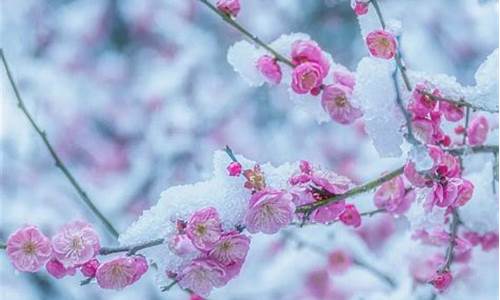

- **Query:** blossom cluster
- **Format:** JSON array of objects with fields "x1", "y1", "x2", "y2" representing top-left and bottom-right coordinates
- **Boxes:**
[
  {"x1": 5, "y1": 221, "x2": 148, "y2": 290},
  {"x1": 158, "y1": 156, "x2": 367, "y2": 296},
  {"x1": 169, "y1": 207, "x2": 250, "y2": 297}
]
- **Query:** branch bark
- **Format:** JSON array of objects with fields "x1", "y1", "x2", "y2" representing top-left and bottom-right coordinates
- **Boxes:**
[{"x1": 0, "y1": 49, "x2": 119, "y2": 239}]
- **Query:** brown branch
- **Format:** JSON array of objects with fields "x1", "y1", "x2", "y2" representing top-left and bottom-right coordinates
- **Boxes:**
[
  {"x1": 421, "y1": 91, "x2": 499, "y2": 113},
  {"x1": 99, "y1": 238, "x2": 165, "y2": 256},
  {"x1": 197, "y1": 0, "x2": 294, "y2": 67},
  {"x1": 295, "y1": 166, "x2": 404, "y2": 214},
  {"x1": 0, "y1": 49, "x2": 119, "y2": 239},
  {"x1": 439, "y1": 209, "x2": 460, "y2": 272},
  {"x1": 282, "y1": 230, "x2": 396, "y2": 288}
]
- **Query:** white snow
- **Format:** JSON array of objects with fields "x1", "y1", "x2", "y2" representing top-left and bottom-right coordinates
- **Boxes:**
[{"x1": 353, "y1": 57, "x2": 404, "y2": 157}]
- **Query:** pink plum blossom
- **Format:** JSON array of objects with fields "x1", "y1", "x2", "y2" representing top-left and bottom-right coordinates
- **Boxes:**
[
  {"x1": 374, "y1": 178, "x2": 415, "y2": 215},
  {"x1": 46, "y1": 258, "x2": 76, "y2": 279},
  {"x1": 403, "y1": 161, "x2": 429, "y2": 188},
  {"x1": 169, "y1": 234, "x2": 197, "y2": 256},
  {"x1": 80, "y1": 258, "x2": 100, "y2": 277},
  {"x1": 244, "y1": 188, "x2": 295, "y2": 234},
  {"x1": 312, "y1": 200, "x2": 346, "y2": 224},
  {"x1": 291, "y1": 62, "x2": 324, "y2": 94},
  {"x1": 321, "y1": 84, "x2": 363, "y2": 124},
  {"x1": 186, "y1": 207, "x2": 223, "y2": 251},
  {"x1": 339, "y1": 204, "x2": 361, "y2": 228},
  {"x1": 467, "y1": 116, "x2": 489, "y2": 145},
  {"x1": 51, "y1": 221, "x2": 100, "y2": 268},
  {"x1": 290, "y1": 40, "x2": 330, "y2": 77},
  {"x1": 409, "y1": 83, "x2": 438, "y2": 118},
  {"x1": 462, "y1": 231, "x2": 482, "y2": 247},
  {"x1": 440, "y1": 101, "x2": 464, "y2": 122},
  {"x1": 243, "y1": 164, "x2": 266, "y2": 191},
  {"x1": 429, "y1": 271, "x2": 453, "y2": 291},
  {"x1": 332, "y1": 70, "x2": 356, "y2": 90},
  {"x1": 451, "y1": 178, "x2": 474, "y2": 207},
  {"x1": 216, "y1": 0, "x2": 240, "y2": 17},
  {"x1": 256, "y1": 55, "x2": 282, "y2": 85},
  {"x1": 415, "y1": 230, "x2": 472, "y2": 255},
  {"x1": 365, "y1": 30, "x2": 397, "y2": 59},
  {"x1": 177, "y1": 258, "x2": 226, "y2": 297},
  {"x1": 6, "y1": 225, "x2": 52, "y2": 272},
  {"x1": 328, "y1": 249, "x2": 352, "y2": 274},
  {"x1": 209, "y1": 231, "x2": 250, "y2": 266},
  {"x1": 289, "y1": 161, "x2": 353, "y2": 223},
  {"x1": 227, "y1": 161, "x2": 242, "y2": 176},
  {"x1": 480, "y1": 232, "x2": 499, "y2": 251},
  {"x1": 351, "y1": 0, "x2": 369, "y2": 15},
  {"x1": 409, "y1": 254, "x2": 444, "y2": 283},
  {"x1": 95, "y1": 256, "x2": 148, "y2": 290},
  {"x1": 411, "y1": 117, "x2": 439, "y2": 144}
]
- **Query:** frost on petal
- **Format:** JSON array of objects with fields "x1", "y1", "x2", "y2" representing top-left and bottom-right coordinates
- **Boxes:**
[
  {"x1": 227, "y1": 40, "x2": 266, "y2": 86},
  {"x1": 353, "y1": 57, "x2": 404, "y2": 157}
]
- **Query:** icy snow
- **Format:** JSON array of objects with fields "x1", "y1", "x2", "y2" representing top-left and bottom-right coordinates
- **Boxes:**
[
  {"x1": 353, "y1": 57, "x2": 404, "y2": 158},
  {"x1": 460, "y1": 162, "x2": 499, "y2": 234}
]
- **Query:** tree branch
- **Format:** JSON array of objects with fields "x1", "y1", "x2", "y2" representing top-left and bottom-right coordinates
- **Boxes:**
[
  {"x1": 439, "y1": 208, "x2": 459, "y2": 272},
  {"x1": 421, "y1": 91, "x2": 499, "y2": 113},
  {"x1": 282, "y1": 230, "x2": 396, "y2": 288},
  {"x1": 197, "y1": 0, "x2": 294, "y2": 67},
  {"x1": 295, "y1": 166, "x2": 404, "y2": 214},
  {"x1": 99, "y1": 238, "x2": 165, "y2": 256},
  {"x1": 0, "y1": 49, "x2": 119, "y2": 239}
]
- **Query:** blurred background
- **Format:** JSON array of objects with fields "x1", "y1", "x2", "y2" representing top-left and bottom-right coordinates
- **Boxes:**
[{"x1": 1, "y1": 0, "x2": 498, "y2": 299}]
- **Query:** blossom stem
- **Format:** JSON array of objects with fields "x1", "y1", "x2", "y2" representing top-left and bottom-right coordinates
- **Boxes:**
[
  {"x1": 370, "y1": 0, "x2": 412, "y2": 91},
  {"x1": 80, "y1": 277, "x2": 94, "y2": 286},
  {"x1": 393, "y1": 69, "x2": 419, "y2": 145},
  {"x1": 224, "y1": 145, "x2": 238, "y2": 162},
  {"x1": 353, "y1": 258, "x2": 396, "y2": 288},
  {"x1": 439, "y1": 208, "x2": 459, "y2": 272},
  {"x1": 462, "y1": 107, "x2": 471, "y2": 145},
  {"x1": 99, "y1": 238, "x2": 165, "y2": 256},
  {"x1": 296, "y1": 144, "x2": 498, "y2": 214},
  {"x1": 161, "y1": 280, "x2": 179, "y2": 292},
  {"x1": 421, "y1": 91, "x2": 499, "y2": 113},
  {"x1": 197, "y1": 0, "x2": 294, "y2": 67},
  {"x1": 446, "y1": 144, "x2": 499, "y2": 156},
  {"x1": 295, "y1": 166, "x2": 405, "y2": 214},
  {"x1": 0, "y1": 49, "x2": 120, "y2": 240}
]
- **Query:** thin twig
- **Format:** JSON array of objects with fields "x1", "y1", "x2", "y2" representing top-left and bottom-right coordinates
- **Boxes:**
[
  {"x1": 353, "y1": 258, "x2": 396, "y2": 288},
  {"x1": 439, "y1": 209, "x2": 459, "y2": 272},
  {"x1": 422, "y1": 91, "x2": 499, "y2": 113},
  {"x1": 0, "y1": 49, "x2": 119, "y2": 239},
  {"x1": 197, "y1": 0, "x2": 294, "y2": 67},
  {"x1": 462, "y1": 107, "x2": 471, "y2": 145},
  {"x1": 99, "y1": 238, "x2": 165, "y2": 256},
  {"x1": 282, "y1": 230, "x2": 396, "y2": 288},
  {"x1": 224, "y1": 145, "x2": 238, "y2": 162},
  {"x1": 161, "y1": 280, "x2": 179, "y2": 292},
  {"x1": 371, "y1": 0, "x2": 412, "y2": 91},
  {"x1": 80, "y1": 277, "x2": 94, "y2": 286},
  {"x1": 295, "y1": 166, "x2": 404, "y2": 214},
  {"x1": 393, "y1": 69, "x2": 419, "y2": 145},
  {"x1": 446, "y1": 144, "x2": 498, "y2": 156}
]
